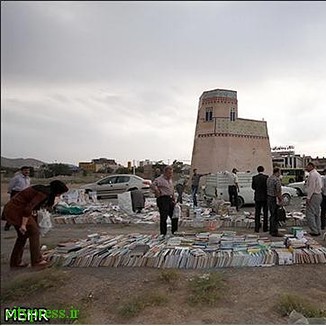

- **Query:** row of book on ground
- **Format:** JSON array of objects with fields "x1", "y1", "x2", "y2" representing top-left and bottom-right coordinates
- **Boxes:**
[
  {"x1": 45, "y1": 227, "x2": 326, "y2": 269},
  {"x1": 52, "y1": 195, "x2": 307, "y2": 230}
]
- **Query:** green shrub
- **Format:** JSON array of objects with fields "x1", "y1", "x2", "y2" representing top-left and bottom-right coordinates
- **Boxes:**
[
  {"x1": 187, "y1": 272, "x2": 226, "y2": 306},
  {"x1": 159, "y1": 269, "x2": 180, "y2": 284},
  {"x1": 276, "y1": 293, "x2": 326, "y2": 318},
  {"x1": 117, "y1": 292, "x2": 168, "y2": 319},
  {"x1": 1, "y1": 268, "x2": 68, "y2": 304}
]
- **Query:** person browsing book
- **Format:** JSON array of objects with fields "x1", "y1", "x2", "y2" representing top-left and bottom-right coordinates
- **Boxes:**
[
  {"x1": 151, "y1": 166, "x2": 177, "y2": 237},
  {"x1": 2, "y1": 180, "x2": 68, "y2": 269}
]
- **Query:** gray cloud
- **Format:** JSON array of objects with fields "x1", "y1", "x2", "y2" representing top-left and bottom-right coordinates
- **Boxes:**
[{"x1": 1, "y1": 1, "x2": 326, "y2": 165}]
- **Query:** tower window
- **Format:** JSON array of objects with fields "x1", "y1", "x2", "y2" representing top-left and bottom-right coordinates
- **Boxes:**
[
  {"x1": 230, "y1": 108, "x2": 236, "y2": 121},
  {"x1": 205, "y1": 108, "x2": 213, "y2": 121}
]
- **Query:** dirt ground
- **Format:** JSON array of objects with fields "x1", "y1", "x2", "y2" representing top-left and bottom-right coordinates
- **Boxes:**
[{"x1": 1, "y1": 181, "x2": 326, "y2": 324}]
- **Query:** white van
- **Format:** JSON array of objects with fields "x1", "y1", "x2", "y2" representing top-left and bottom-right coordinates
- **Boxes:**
[{"x1": 201, "y1": 171, "x2": 297, "y2": 208}]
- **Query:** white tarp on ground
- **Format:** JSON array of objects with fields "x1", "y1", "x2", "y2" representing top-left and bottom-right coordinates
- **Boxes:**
[{"x1": 117, "y1": 191, "x2": 133, "y2": 215}]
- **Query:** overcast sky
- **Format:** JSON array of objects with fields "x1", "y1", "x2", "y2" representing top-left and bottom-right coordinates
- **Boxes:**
[{"x1": 1, "y1": 1, "x2": 326, "y2": 166}]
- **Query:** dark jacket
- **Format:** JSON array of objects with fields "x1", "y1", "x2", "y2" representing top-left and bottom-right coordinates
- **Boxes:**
[
  {"x1": 252, "y1": 173, "x2": 268, "y2": 201},
  {"x1": 3, "y1": 187, "x2": 49, "y2": 226}
]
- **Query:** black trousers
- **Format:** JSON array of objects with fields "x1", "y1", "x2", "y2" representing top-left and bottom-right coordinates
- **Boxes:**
[
  {"x1": 156, "y1": 196, "x2": 177, "y2": 235},
  {"x1": 228, "y1": 185, "x2": 239, "y2": 211},
  {"x1": 267, "y1": 196, "x2": 278, "y2": 236},
  {"x1": 321, "y1": 194, "x2": 326, "y2": 230},
  {"x1": 254, "y1": 200, "x2": 268, "y2": 232},
  {"x1": 176, "y1": 184, "x2": 184, "y2": 204}
]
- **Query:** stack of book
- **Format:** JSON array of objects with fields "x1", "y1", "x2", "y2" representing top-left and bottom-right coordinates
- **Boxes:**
[{"x1": 44, "y1": 230, "x2": 326, "y2": 270}]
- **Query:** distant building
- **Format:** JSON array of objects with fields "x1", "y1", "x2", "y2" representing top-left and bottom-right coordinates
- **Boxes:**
[
  {"x1": 271, "y1": 146, "x2": 305, "y2": 168},
  {"x1": 191, "y1": 88, "x2": 273, "y2": 174},
  {"x1": 271, "y1": 147, "x2": 326, "y2": 171},
  {"x1": 79, "y1": 158, "x2": 118, "y2": 173},
  {"x1": 307, "y1": 156, "x2": 326, "y2": 171},
  {"x1": 79, "y1": 162, "x2": 96, "y2": 173},
  {"x1": 139, "y1": 159, "x2": 152, "y2": 168}
]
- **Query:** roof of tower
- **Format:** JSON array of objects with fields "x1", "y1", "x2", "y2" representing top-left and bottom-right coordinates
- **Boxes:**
[{"x1": 200, "y1": 88, "x2": 237, "y2": 100}]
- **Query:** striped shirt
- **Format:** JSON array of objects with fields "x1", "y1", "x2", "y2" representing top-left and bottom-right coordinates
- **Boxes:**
[
  {"x1": 152, "y1": 175, "x2": 174, "y2": 197},
  {"x1": 266, "y1": 174, "x2": 282, "y2": 197}
]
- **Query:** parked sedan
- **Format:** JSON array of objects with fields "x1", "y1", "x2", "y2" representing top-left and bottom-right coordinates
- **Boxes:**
[
  {"x1": 80, "y1": 174, "x2": 152, "y2": 199},
  {"x1": 233, "y1": 186, "x2": 297, "y2": 207},
  {"x1": 281, "y1": 186, "x2": 299, "y2": 205},
  {"x1": 287, "y1": 181, "x2": 307, "y2": 196},
  {"x1": 203, "y1": 183, "x2": 297, "y2": 208}
]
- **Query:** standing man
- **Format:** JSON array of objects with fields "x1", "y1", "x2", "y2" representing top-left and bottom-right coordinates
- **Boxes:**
[
  {"x1": 252, "y1": 166, "x2": 269, "y2": 233},
  {"x1": 305, "y1": 162, "x2": 323, "y2": 236},
  {"x1": 4, "y1": 166, "x2": 31, "y2": 231},
  {"x1": 226, "y1": 168, "x2": 240, "y2": 211},
  {"x1": 267, "y1": 167, "x2": 283, "y2": 237},
  {"x1": 320, "y1": 169, "x2": 326, "y2": 230},
  {"x1": 151, "y1": 166, "x2": 177, "y2": 237},
  {"x1": 175, "y1": 175, "x2": 187, "y2": 204},
  {"x1": 191, "y1": 169, "x2": 210, "y2": 207}
]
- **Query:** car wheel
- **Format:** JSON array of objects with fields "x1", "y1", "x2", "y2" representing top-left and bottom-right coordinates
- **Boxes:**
[
  {"x1": 237, "y1": 196, "x2": 244, "y2": 209},
  {"x1": 282, "y1": 194, "x2": 291, "y2": 206}
]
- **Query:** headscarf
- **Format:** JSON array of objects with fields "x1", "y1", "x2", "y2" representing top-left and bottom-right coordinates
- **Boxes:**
[
  {"x1": 49, "y1": 180, "x2": 69, "y2": 195},
  {"x1": 32, "y1": 180, "x2": 68, "y2": 209}
]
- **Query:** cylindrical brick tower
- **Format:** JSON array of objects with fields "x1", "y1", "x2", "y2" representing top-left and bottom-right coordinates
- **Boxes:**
[{"x1": 190, "y1": 88, "x2": 273, "y2": 175}]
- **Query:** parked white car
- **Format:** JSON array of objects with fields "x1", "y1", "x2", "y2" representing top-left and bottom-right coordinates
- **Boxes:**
[
  {"x1": 80, "y1": 174, "x2": 152, "y2": 199},
  {"x1": 202, "y1": 172, "x2": 298, "y2": 208},
  {"x1": 287, "y1": 181, "x2": 307, "y2": 196}
]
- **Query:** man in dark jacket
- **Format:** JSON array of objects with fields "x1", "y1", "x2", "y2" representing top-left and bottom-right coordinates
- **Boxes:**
[
  {"x1": 252, "y1": 166, "x2": 269, "y2": 232},
  {"x1": 191, "y1": 169, "x2": 210, "y2": 207}
]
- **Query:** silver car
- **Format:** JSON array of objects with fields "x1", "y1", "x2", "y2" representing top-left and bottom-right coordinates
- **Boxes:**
[
  {"x1": 80, "y1": 174, "x2": 152, "y2": 199},
  {"x1": 202, "y1": 172, "x2": 298, "y2": 208},
  {"x1": 287, "y1": 181, "x2": 307, "y2": 196}
]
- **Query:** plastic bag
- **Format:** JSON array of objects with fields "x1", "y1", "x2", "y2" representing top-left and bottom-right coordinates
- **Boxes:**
[
  {"x1": 172, "y1": 203, "x2": 181, "y2": 219},
  {"x1": 277, "y1": 205, "x2": 286, "y2": 222},
  {"x1": 38, "y1": 209, "x2": 53, "y2": 236}
]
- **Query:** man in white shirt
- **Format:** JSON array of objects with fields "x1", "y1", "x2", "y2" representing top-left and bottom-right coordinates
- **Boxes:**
[
  {"x1": 305, "y1": 162, "x2": 323, "y2": 236},
  {"x1": 225, "y1": 168, "x2": 240, "y2": 211},
  {"x1": 4, "y1": 166, "x2": 31, "y2": 231}
]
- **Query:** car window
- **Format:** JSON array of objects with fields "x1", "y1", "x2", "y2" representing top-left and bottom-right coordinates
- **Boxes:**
[
  {"x1": 116, "y1": 176, "x2": 130, "y2": 183},
  {"x1": 98, "y1": 176, "x2": 117, "y2": 185}
]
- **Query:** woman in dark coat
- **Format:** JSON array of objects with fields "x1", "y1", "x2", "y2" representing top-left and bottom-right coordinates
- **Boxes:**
[{"x1": 3, "y1": 180, "x2": 68, "y2": 268}]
